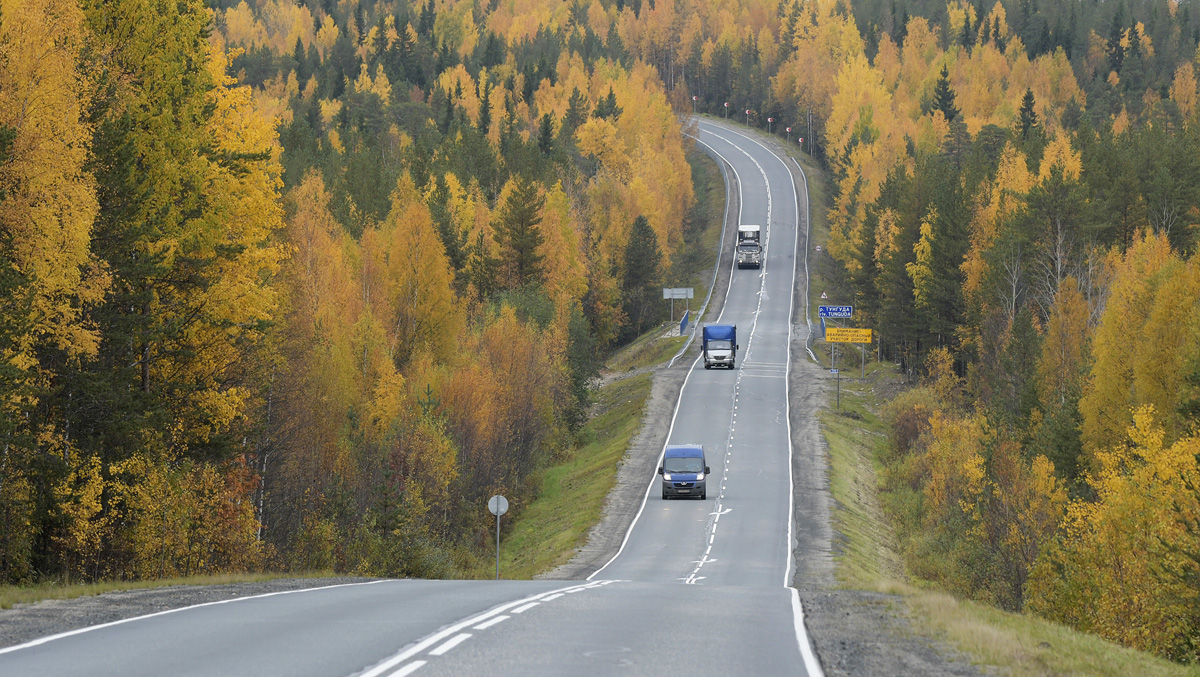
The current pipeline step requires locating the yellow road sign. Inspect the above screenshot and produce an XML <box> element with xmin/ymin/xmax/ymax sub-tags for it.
<box><xmin>826</xmin><ymin>327</ymin><xmax>873</xmax><ymax>343</ymax></box>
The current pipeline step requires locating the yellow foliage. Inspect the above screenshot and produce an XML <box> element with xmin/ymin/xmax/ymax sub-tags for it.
<box><xmin>112</xmin><ymin>454</ymin><xmax>266</xmax><ymax>578</ymax></box>
<box><xmin>963</xmin><ymin>143</ymin><xmax>1033</xmax><ymax>303</ymax></box>
<box><xmin>1027</xmin><ymin>409</ymin><xmax>1200</xmax><ymax>660</ymax></box>
<box><xmin>907</xmin><ymin>211</ymin><xmax>937</xmax><ymax>309</ymax></box>
<box><xmin>0</xmin><ymin>0</ymin><xmax>108</xmax><ymax>363</ymax></box>
<box><xmin>375</xmin><ymin>174</ymin><xmax>463</xmax><ymax>366</ymax></box>
<box><xmin>1170</xmin><ymin>62</ymin><xmax>1197</xmax><ymax>121</ymax></box>
<box><xmin>539</xmin><ymin>181</ymin><xmax>589</xmax><ymax>309</ymax></box>
<box><xmin>1037</xmin><ymin>134</ymin><xmax>1082</xmax><ymax>182</ymax></box>
<box><xmin>1036</xmin><ymin>277</ymin><xmax>1089</xmax><ymax>409</ymax></box>
<box><xmin>1079</xmin><ymin>232</ymin><xmax>1178</xmax><ymax>463</ymax></box>
<box><xmin>52</xmin><ymin>455</ymin><xmax>113</xmax><ymax>581</ymax></box>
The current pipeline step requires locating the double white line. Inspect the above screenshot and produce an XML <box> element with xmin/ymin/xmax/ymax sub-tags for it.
<box><xmin>356</xmin><ymin>580</ymin><xmax>621</xmax><ymax>677</ymax></box>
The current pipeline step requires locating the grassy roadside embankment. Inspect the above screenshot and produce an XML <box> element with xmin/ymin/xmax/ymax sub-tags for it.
<box><xmin>468</xmin><ymin>147</ymin><xmax>726</xmax><ymax>579</ymax></box>
<box><xmin>791</xmin><ymin>146</ymin><xmax>1197</xmax><ymax>676</ymax></box>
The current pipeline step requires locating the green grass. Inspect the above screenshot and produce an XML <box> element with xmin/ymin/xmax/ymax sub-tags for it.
<box><xmin>604</xmin><ymin>331</ymin><xmax>688</xmax><ymax>372</ymax></box>
<box><xmin>475</xmin><ymin>371</ymin><xmax>654</xmax><ymax>580</ymax></box>
<box><xmin>0</xmin><ymin>571</ymin><xmax>335</xmax><ymax>609</ymax></box>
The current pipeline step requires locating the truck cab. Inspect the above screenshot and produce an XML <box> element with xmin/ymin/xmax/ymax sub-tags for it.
<box><xmin>702</xmin><ymin>324</ymin><xmax>737</xmax><ymax>369</ymax></box>
<box><xmin>658</xmin><ymin>445</ymin><xmax>710</xmax><ymax>499</ymax></box>
<box><xmin>736</xmin><ymin>224</ymin><xmax>762</xmax><ymax>269</ymax></box>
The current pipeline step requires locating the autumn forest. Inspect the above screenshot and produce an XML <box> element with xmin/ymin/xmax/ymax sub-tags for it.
<box><xmin>3</xmin><ymin>0</ymin><xmax>1200</xmax><ymax>664</ymax></box>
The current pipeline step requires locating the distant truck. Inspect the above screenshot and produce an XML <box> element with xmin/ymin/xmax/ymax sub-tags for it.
<box><xmin>702</xmin><ymin>324</ymin><xmax>737</xmax><ymax>369</ymax></box>
<box><xmin>736</xmin><ymin>224</ymin><xmax>762</xmax><ymax>269</ymax></box>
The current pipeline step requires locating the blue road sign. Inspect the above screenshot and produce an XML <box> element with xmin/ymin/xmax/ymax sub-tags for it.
<box><xmin>818</xmin><ymin>305</ymin><xmax>853</xmax><ymax>318</ymax></box>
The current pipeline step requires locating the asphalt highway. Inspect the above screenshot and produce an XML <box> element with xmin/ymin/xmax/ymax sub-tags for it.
<box><xmin>0</xmin><ymin>120</ymin><xmax>822</xmax><ymax>677</ymax></box>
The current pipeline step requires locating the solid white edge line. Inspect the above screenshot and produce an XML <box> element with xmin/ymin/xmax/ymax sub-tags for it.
<box><xmin>0</xmin><ymin>579</ymin><xmax>394</xmax><ymax>656</ymax></box>
<box><xmin>357</xmin><ymin>582</ymin><xmax>607</xmax><ymax>677</ymax></box>
<box><xmin>587</xmin><ymin>130</ymin><xmax>750</xmax><ymax>582</ymax></box>
<box><xmin>510</xmin><ymin>602</ymin><xmax>539</xmax><ymax>613</ymax></box>
<box><xmin>669</xmin><ymin>133</ymin><xmax>734</xmax><ymax>368</ymax></box>
<box><xmin>428</xmin><ymin>633</ymin><xmax>472</xmax><ymax>656</ymax></box>
<box><xmin>792</xmin><ymin>588</ymin><xmax>824</xmax><ymax>677</ymax></box>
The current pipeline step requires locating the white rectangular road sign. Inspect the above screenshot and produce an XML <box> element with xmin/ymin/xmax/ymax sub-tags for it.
<box><xmin>662</xmin><ymin>287</ymin><xmax>694</xmax><ymax>299</ymax></box>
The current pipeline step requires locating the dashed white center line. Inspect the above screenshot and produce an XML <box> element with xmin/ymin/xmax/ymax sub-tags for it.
<box><xmin>387</xmin><ymin>660</ymin><xmax>426</xmax><ymax>677</ymax></box>
<box><xmin>473</xmin><ymin>615</ymin><xmax>509</xmax><ymax>630</ymax></box>
<box><xmin>510</xmin><ymin>602</ymin><xmax>539</xmax><ymax>614</ymax></box>
<box><xmin>429</xmin><ymin>633</ymin><xmax>472</xmax><ymax>656</ymax></box>
<box><xmin>542</xmin><ymin>593</ymin><xmax>564</xmax><ymax>601</ymax></box>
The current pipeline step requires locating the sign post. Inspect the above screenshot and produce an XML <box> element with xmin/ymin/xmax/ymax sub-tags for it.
<box><xmin>826</xmin><ymin>327</ymin><xmax>873</xmax><ymax>380</ymax></box>
<box><xmin>488</xmin><ymin>495</ymin><xmax>508</xmax><ymax>580</ymax></box>
<box><xmin>831</xmin><ymin>368</ymin><xmax>840</xmax><ymax>409</ymax></box>
<box><xmin>662</xmin><ymin>287</ymin><xmax>694</xmax><ymax>323</ymax></box>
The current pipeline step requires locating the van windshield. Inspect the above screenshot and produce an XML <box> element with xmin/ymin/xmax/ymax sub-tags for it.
<box><xmin>664</xmin><ymin>457</ymin><xmax>704</xmax><ymax>473</ymax></box>
<box><xmin>707</xmin><ymin>340</ymin><xmax>732</xmax><ymax>350</ymax></box>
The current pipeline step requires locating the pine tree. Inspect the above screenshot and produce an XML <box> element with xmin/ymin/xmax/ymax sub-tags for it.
<box><xmin>593</xmin><ymin>86</ymin><xmax>622</xmax><ymax>120</ymax></box>
<box><xmin>477</xmin><ymin>79</ymin><xmax>492</xmax><ymax>134</ymax></box>
<box><xmin>621</xmin><ymin>215</ymin><xmax>663</xmax><ymax>337</ymax></box>
<box><xmin>1017</xmin><ymin>88</ymin><xmax>1039</xmax><ymax>139</ymax></box>
<box><xmin>561</xmin><ymin>87</ymin><xmax>590</xmax><ymax>138</ymax></box>
<box><xmin>932</xmin><ymin>65</ymin><xmax>960</xmax><ymax>123</ymax></box>
<box><xmin>494</xmin><ymin>176</ymin><xmax>546</xmax><ymax>287</ymax></box>
<box><xmin>538</xmin><ymin>113</ymin><xmax>555</xmax><ymax>155</ymax></box>
<box><xmin>293</xmin><ymin>36</ymin><xmax>307</xmax><ymax>82</ymax></box>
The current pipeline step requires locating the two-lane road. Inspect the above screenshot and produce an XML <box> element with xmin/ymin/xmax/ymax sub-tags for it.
<box><xmin>0</xmin><ymin>120</ymin><xmax>823</xmax><ymax>677</ymax></box>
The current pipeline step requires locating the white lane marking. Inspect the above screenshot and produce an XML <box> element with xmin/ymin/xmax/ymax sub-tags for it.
<box><xmin>669</xmin><ymin>130</ymin><xmax>736</xmax><ymax>369</ymax></box>
<box><xmin>701</xmin><ymin>120</ymin><xmax>822</xmax><ymax>677</ymax></box>
<box><xmin>792</xmin><ymin>588</ymin><xmax>825</xmax><ymax>676</ymax></box>
<box><xmin>0</xmin><ymin>580</ymin><xmax>394</xmax><ymax>656</ymax></box>
<box><xmin>428</xmin><ymin>633</ymin><xmax>472</xmax><ymax>656</ymax></box>
<box><xmin>542</xmin><ymin>593</ymin><xmax>564</xmax><ymax>601</ymax></box>
<box><xmin>473</xmin><ymin>615</ymin><xmax>509</xmax><ymax>630</ymax></box>
<box><xmin>510</xmin><ymin>602</ymin><xmax>539</xmax><ymax>614</ymax></box>
<box><xmin>588</xmin><ymin>133</ymin><xmax>753</xmax><ymax>581</ymax></box>
<box><xmin>357</xmin><ymin>581</ymin><xmax>612</xmax><ymax>677</ymax></box>
<box><xmin>386</xmin><ymin>660</ymin><xmax>426</xmax><ymax>677</ymax></box>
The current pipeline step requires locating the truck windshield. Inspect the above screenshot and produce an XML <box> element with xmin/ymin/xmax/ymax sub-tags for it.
<box><xmin>707</xmin><ymin>340</ymin><xmax>732</xmax><ymax>350</ymax></box>
<box><xmin>738</xmin><ymin>244</ymin><xmax>758</xmax><ymax>251</ymax></box>
<box><xmin>664</xmin><ymin>457</ymin><xmax>704</xmax><ymax>473</ymax></box>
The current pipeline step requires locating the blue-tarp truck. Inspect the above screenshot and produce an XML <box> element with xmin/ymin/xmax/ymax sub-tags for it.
<box><xmin>702</xmin><ymin>324</ymin><xmax>737</xmax><ymax>369</ymax></box>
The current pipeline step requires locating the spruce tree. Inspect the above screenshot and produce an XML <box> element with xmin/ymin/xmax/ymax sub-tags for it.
<box><xmin>1017</xmin><ymin>88</ymin><xmax>1039</xmax><ymax>139</ymax></box>
<box><xmin>538</xmin><ymin>113</ymin><xmax>554</xmax><ymax>155</ymax></box>
<box><xmin>621</xmin><ymin>215</ymin><xmax>663</xmax><ymax>337</ymax></box>
<box><xmin>494</xmin><ymin>176</ymin><xmax>546</xmax><ymax>287</ymax></box>
<box><xmin>932</xmin><ymin>65</ymin><xmax>960</xmax><ymax>123</ymax></box>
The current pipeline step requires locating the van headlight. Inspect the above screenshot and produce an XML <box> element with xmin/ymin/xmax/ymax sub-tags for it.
<box><xmin>662</xmin><ymin>473</ymin><xmax>672</xmax><ymax>481</ymax></box>
<box><xmin>696</xmin><ymin>473</ymin><xmax>705</xmax><ymax>481</ymax></box>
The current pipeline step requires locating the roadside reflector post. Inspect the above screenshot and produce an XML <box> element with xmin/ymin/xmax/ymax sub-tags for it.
<box><xmin>488</xmin><ymin>495</ymin><xmax>508</xmax><ymax>580</ymax></box>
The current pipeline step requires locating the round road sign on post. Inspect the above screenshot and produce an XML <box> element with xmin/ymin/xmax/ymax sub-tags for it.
<box><xmin>489</xmin><ymin>495</ymin><xmax>508</xmax><ymax>580</ymax></box>
<box><xmin>488</xmin><ymin>495</ymin><xmax>509</xmax><ymax>516</ymax></box>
